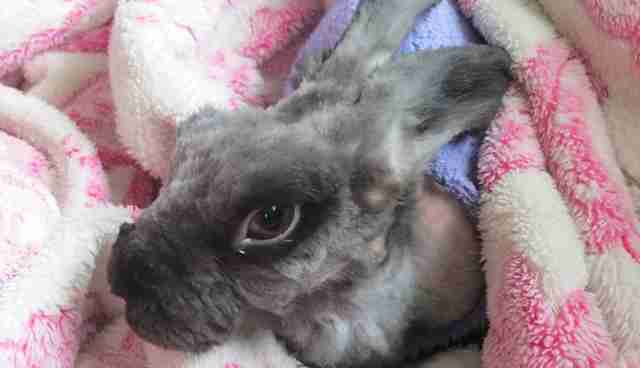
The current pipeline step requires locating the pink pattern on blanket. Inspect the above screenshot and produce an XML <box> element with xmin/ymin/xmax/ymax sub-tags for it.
<box><xmin>483</xmin><ymin>253</ymin><xmax>615</xmax><ymax>368</ymax></box>
<box><xmin>0</xmin><ymin>130</ymin><xmax>54</xmax><ymax>185</ymax></box>
<box><xmin>581</xmin><ymin>0</ymin><xmax>640</xmax><ymax>70</ymax></box>
<box><xmin>80</xmin><ymin>155</ymin><xmax>108</xmax><ymax>204</ymax></box>
<box><xmin>0</xmin><ymin>0</ymin><xmax>100</xmax><ymax>78</ymax></box>
<box><xmin>479</xmin><ymin>87</ymin><xmax>546</xmax><ymax>192</ymax></box>
<box><xmin>62</xmin><ymin>135</ymin><xmax>109</xmax><ymax>206</ymax></box>
<box><xmin>240</xmin><ymin>2</ymin><xmax>322</xmax><ymax>65</ymax></box>
<box><xmin>230</xmin><ymin>63</ymin><xmax>266</xmax><ymax>107</ymax></box>
<box><xmin>0</xmin><ymin>130</ymin><xmax>58</xmax><ymax>289</ymax></box>
<box><xmin>64</xmin><ymin>72</ymin><xmax>159</xmax><ymax>209</ymax></box>
<box><xmin>208</xmin><ymin>50</ymin><xmax>266</xmax><ymax>108</ymax></box>
<box><xmin>60</xmin><ymin>22</ymin><xmax>112</xmax><ymax>54</ymax></box>
<box><xmin>0</xmin><ymin>308</ymin><xmax>82</xmax><ymax>368</ymax></box>
<box><xmin>457</xmin><ymin>0</ymin><xmax>478</xmax><ymax>18</ymax></box>
<box><xmin>521</xmin><ymin>40</ymin><xmax>640</xmax><ymax>262</ymax></box>
<box><xmin>0</xmin><ymin>245</ymin><xmax>39</xmax><ymax>286</ymax></box>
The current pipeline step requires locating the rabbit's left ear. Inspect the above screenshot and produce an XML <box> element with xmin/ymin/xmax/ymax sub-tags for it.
<box><xmin>350</xmin><ymin>45</ymin><xmax>512</xmax><ymax>211</ymax></box>
<box><xmin>294</xmin><ymin>0</ymin><xmax>439</xmax><ymax>87</ymax></box>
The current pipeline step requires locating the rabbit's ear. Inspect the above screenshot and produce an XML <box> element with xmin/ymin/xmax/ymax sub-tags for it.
<box><xmin>350</xmin><ymin>45</ymin><xmax>512</xmax><ymax>210</ymax></box>
<box><xmin>296</xmin><ymin>0</ymin><xmax>439</xmax><ymax>85</ymax></box>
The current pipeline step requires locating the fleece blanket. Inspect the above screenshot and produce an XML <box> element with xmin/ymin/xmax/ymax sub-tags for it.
<box><xmin>1</xmin><ymin>1</ymin><xmax>640</xmax><ymax>368</ymax></box>
<box><xmin>461</xmin><ymin>0</ymin><xmax>640</xmax><ymax>367</ymax></box>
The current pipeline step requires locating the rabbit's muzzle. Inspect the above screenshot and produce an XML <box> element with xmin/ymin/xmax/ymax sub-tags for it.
<box><xmin>107</xmin><ymin>223</ymin><xmax>241</xmax><ymax>352</ymax></box>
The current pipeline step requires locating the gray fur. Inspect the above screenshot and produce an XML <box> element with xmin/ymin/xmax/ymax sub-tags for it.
<box><xmin>107</xmin><ymin>1</ymin><xmax>511</xmax><ymax>367</ymax></box>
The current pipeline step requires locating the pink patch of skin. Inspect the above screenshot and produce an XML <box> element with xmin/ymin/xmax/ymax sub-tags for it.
<box><xmin>0</xmin><ymin>308</ymin><xmax>83</xmax><ymax>368</ymax></box>
<box><xmin>478</xmin><ymin>87</ymin><xmax>546</xmax><ymax>192</ymax></box>
<box><xmin>239</xmin><ymin>2</ymin><xmax>322</xmax><ymax>65</ymax></box>
<box><xmin>483</xmin><ymin>253</ymin><xmax>615</xmax><ymax>368</ymax></box>
<box><xmin>520</xmin><ymin>40</ymin><xmax>640</xmax><ymax>262</ymax></box>
<box><xmin>0</xmin><ymin>0</ymin><xmax>99</xmax><ymax>78</ymax></box>
<box><xmin>581</xmin><ymin>0</ymin><xmax>640</xmax><ymax>70</ymax></box>
<box><xmin>224</xmin><ymin>363</ymin><xmax>241</xmax><ymax>368</ymax></box>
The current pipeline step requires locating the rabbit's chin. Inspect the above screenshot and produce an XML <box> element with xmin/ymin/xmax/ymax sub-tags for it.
<box><xmin>123</xmin><ymin>295</ymin><xmax>236</xmax><ymax>353</ymax></box>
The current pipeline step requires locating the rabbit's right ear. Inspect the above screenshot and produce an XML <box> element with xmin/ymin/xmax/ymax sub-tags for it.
<box><xmin>296</xmin><ymin>0</ymin><xmax>439</xmax><ymax>85</ymax></box>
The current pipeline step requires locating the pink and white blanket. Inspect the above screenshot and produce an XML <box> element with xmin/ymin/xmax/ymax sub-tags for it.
<box><xmin>1</xmin><ymin>0</ymin><xmax>640</xmax><ymax>367</ymax></box>
<box><xmin>464</xmin><ymin>0</ymin><xmax>640</xmax><ymax>367</ymax></box>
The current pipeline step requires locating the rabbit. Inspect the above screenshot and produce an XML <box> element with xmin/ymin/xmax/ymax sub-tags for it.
<box><xmin>107</xmin><ymin>0</ymin><xmax>512</xmax><ymax>367</ymax></box>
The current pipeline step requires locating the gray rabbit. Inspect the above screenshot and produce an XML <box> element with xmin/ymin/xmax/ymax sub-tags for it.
<box><xmin>107</xmin><ymin>0</ymin><xmax>512</xmax><ymax>367</ymax></box>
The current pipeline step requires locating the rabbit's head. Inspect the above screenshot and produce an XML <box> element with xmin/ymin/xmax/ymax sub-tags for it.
<box><xmin>108</xmin><ymin>0</ymin><xmax>511</xmax><ymax>359</ymax></box>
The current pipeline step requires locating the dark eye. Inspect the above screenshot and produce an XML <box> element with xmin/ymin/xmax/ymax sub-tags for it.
<box><xmin>234</xmin><ymin>204</ymin><xmax>301</xmax><ymax>253</ymax></box>
<box><xmin>247</xmin><ymin>205</ymin><xmax>297</xmax><ymax>239</ymax></box>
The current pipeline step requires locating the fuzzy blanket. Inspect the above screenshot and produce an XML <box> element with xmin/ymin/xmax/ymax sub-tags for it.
<box><xmin>1</xmin><ymin>0</ymin><xmax>640</xmax><ymax>367</ymax></box>
<box><xmin>464</xmin><ymin>0</ymin><xmax>640</xmax><ymax>367</ymax></box>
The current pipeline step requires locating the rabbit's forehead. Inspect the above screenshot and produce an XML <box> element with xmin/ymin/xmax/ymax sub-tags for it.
<box><xmin>168</xmin><ymin>131</ymin><xmax>350</xmax><ymax>214</ymax></box>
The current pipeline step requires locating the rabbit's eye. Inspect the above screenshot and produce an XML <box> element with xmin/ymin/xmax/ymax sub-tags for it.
<box><xmin>234</xmin><ymin>204</ymin><xmax>301</xmax><ymax>254</ymax></box>
<box><xmin>247</xmin><ymin>205</ymin><xmax>296</xmax><ymax>240</ymax></box>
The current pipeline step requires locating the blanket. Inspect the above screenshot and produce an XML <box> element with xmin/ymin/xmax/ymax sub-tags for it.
<box><xmin>462</xmin><ymin>0</ymin><xmax>640</xmax><ymax>366</ymax></box>
<box><xmin>1</xmin><ymin>0</ymin><xmax>640</xmax><ymax>368</ymax></box>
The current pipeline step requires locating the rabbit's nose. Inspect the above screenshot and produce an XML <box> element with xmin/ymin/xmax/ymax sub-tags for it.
<box><xmin>108</xmin><ymin>227</ymin><xmax>154</xmax><ymax>300</ymax></box>
<box><xmin>107</xmin><ymin>248</ymin><xmax>136</xmax><ymax>300</ymax></box>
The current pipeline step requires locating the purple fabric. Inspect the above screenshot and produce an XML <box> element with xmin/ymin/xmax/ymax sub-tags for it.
<box><xmin>284</xmin><ymin>0</ymin><xmax>484</xmax><ymax>215</ymax></box>
<box><xmin>284</xmin><ymin>0</ymin><xmax>359</xmax><ymax>96</ymax></box>
<box><xmin>429</xmin><ymin>131</ymin><xmax>482</xmax><ymax>218</ymax></box>
<box><xmin>397</xmin><ymin>0</ymin><xmax>481</xmax><ymax>55</ymax></box>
